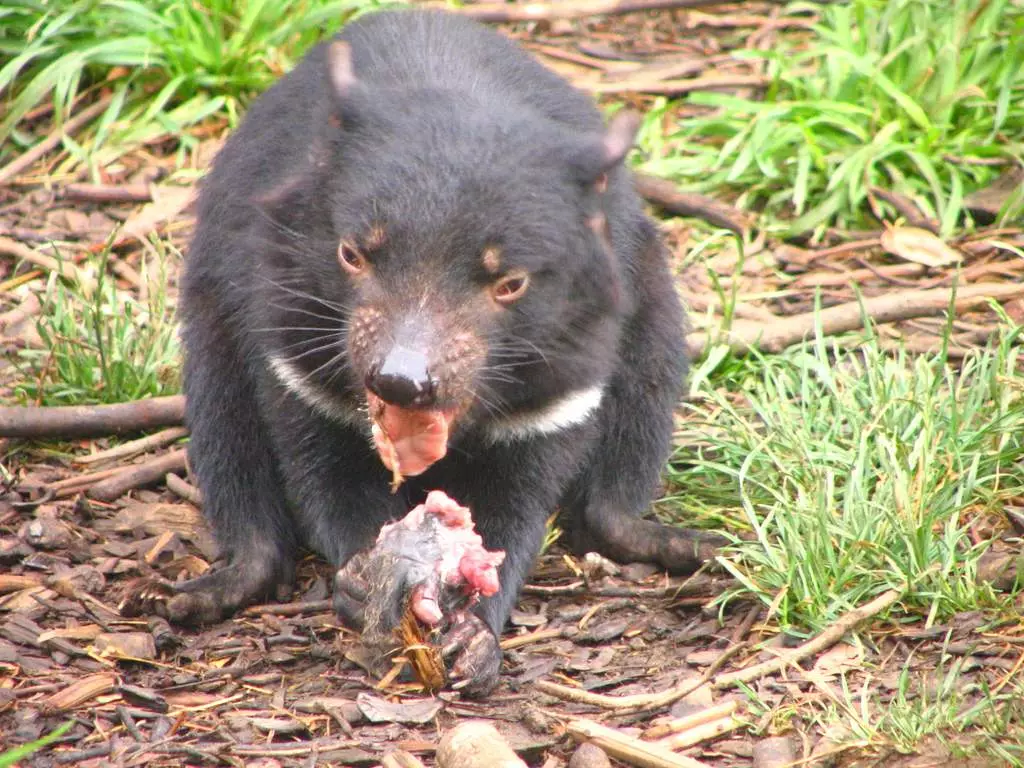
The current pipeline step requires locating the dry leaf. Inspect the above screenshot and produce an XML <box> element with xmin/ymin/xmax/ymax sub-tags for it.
<box><xmin>121</xmin><ymin>185</ymin><xmax>195</xmax><ymax>244</ymax></box>
<box><xmin>356</xmin><ymin>691</ymin><xmax>443</xmax><ymax>724</ymax></box>
<box><xmin>810</xmin><ymin>642</ymin><xmax>863</xmax><ymax>678</ymax></box>
<box><xmin>880</xmin><ymin>225</ymin><xmax>962</xmax><ymax>267</ymax></box>
<box><xmin>92</xmin><ymin>631</ymin><xmax>157</xmax><ymax>660</ymax></box>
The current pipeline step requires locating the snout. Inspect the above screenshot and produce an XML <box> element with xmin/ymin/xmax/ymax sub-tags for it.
<box><xmin>366</xmin><ymin>345</ymin><xmax>437</xmax><ymax>408</ymax></box>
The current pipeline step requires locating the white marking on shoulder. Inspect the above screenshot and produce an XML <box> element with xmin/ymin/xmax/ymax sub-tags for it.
<box><xmin>489</xmin><ymin>385</ymin><xmax>605</xmax><ymax>442</ymax></box>
<box><xmin>267</xmin><ymin>354</ymin><xmax>362</xmax><ymax>427</ymax></box>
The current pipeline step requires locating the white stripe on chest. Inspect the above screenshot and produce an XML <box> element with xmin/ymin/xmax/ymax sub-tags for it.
<box><xmin>268</xmin><ymin>353</ymin><xmax>603</xmax><ymax>439</ymax></box>
<box><xmin>267</xmin><ymin>355</ymin><xmax>363</xmax><ymax>426</ymax></box>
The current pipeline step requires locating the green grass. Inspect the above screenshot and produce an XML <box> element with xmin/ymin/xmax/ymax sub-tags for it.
<box><xmin>0</xmin><ymin>722</ymin><xmax>73</xmax><ymax>767</ymax></box>
<box><xmin>637</xmin><ymin>0</ymin><xmax>1024</xmax><ymax>238</ymax></box>
<box><xmin>664</xmin><ymin>313</ymin><xmax>1024</xmax><ymax>634</ymax></box>
<box><xmin>13</xmin><ymin>239</ymin><xmax>181</xmax><ymax>406</ymax></box>
<box><xmin>0</xmin><ymin>0</ymin><xmax>394</xmax><ymax>168</ymax></box>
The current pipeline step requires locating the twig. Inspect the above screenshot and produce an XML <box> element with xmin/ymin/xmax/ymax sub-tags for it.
<box><xmin>633</xmin><ymin>174</ymin><xmax>752</xmax><ymax>235</ymax></box>
<box><xmin>242</xmin><ymin>599</ymin><xmax>333</xmax><ymax>618</ymax></box>
<box><xmin>712</xmin><ymin>589</ymin><xmax>902</xmax><ymax>689</ymax></box>
<box><xmin>641</xmin><ymin>700</ymin><xmax>738</xmax><ymax>741</ymax></box>
<box><xmin>54</xmin><ymin>743</ymin><xmax>114</xmax><ymax>764</ymax></box>
<box><xmin>86</xmin><ymin>448</ymin><xmax>188</xmax><ymax>502</ymax></box>
<box><xmin>0</xmin><ymin>395</ymin><xmax>185</xmax><ymax>439</ymax></box>
<box><xmin>0</xmin><ymin>236</ymin><xmax>92</xmax><ymax>289</ymax></box>
<box><xmin>869</xmin><ymin>187</ymin><xmax>939</xmax><ymax>233</ymax></box>
<box><xmin>0</xmin><ymin>97</ymin><xmax>114</xmax><ymax>184</ymax></box>
<box><xmin>587</xmin><ymin>74</ymin><xmax>772</xmax><ymax>96</ymax></box>
<box><xmin>49</xmin><ymin>465</ymin><xmax>128</xmax><ymax>498</ymax></box>
<box><xmin>229</xmin><ymin>739</ymin><xmax>357</xmax><ymax>757</ymax></box>
<box><xmin>688</xmin><ymin>282</ymin><xmax>1024</xmax><ymax>356</ymax></box>
<box><xmin>165</xmin><ymin>472</ymin><xmax>202</xmax><ymax>506</ymax></box>
<box><xmin>117</xmin><ymin>705</ymin><xmax>146</xmax><ymax>742</ymax></box>
<box><xmin>75</xmin><ymin>426</ymin><xmax>189</xmax><ymax>465</ymax></box>
<box><xmin>566</xmin><ymin>719</ymin><xmax>711</xmax><ymax>768</ymax></box>
<box><xmin>658</xmin><ymin>716</ymin><xmax>741</xmax><ymax>750</ymax></box>
<box><xmin>522</xmin><ymin>575</ymin><xmax>726</xmax><ymax>599</ymax></box>
<box><xmin>63</xmin><ymin>183</ymin><xmax>154</xmax><ymax>204</ymax></box>
<box><xmin>438</xmin><ymin>0</ymin><xmax>732</xmax><ymax>23</ymax></box>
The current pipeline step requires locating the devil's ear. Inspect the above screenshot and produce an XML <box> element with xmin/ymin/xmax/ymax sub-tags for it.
<box><xmin>324</xmin><ymin>40</ymin><xmax>373</xmax><ymax>125</ymax></box>
<box><xmin>568</xmin><ymin>109</ymin><xmax>642</xmax><ymax>188</ymax></box>
<box><xmin>327</xmin><ymin>41</ymin><xmax>358</xmax><ymax>99</ymax></box>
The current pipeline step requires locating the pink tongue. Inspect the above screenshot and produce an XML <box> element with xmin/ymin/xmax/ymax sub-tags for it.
<box><xmin>368</xmin><ymin>393</ymin><xmax>450</xmax><ymax>477</ymax></box>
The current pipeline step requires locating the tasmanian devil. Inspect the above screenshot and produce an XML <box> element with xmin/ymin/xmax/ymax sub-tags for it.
<box><xmin>146</xmin><ymin>7</ymin><xmax>720</xmax><ymax>696</ymax></box>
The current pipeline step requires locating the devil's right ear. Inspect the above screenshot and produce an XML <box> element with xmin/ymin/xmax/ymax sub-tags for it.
<box><xmin>325</xmin><ymin>40</ymin><xmax>370</xmax><ymax>125</ymax></box>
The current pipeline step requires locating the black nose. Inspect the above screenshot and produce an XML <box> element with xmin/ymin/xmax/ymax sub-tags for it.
<box><xmin>366</xmin><ymin>346</ymin><xmax>436</xmax><ymax>408</ymax></box>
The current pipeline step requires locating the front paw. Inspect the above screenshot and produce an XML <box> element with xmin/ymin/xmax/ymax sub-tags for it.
<box><xmin>441</xmin><ymin>613</ymin><xmax>501</xmax><ymax>698</ymax></box>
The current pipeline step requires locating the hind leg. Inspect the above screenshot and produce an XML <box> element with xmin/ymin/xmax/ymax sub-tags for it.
<box><xmin>563</xmin><ymin>241</ymin><xmax>723</xmax><ymax>573</ymax></box>
<box><xmin>123</xmin><ymin>298</ymin><xmax>299</xmax><ymax>624</ymax></box>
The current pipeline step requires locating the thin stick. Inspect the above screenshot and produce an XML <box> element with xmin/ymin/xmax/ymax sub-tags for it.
<box><xmin>63</xmin><ymin>183</ymin><xmax>153</xmax><ymax>204</ymax></box>
<box><xmin>586</xmin><ymin>74</ymin><xmax>771</xmax><ymax>96</ymax></box>
<box><xmin>641</xmin><ymin>700</ymin><xmax>739</xmax><ymax>741</ymax></box>
<box><xmin>566</xmin><ymin>719</ymin><xmax>712</xmax><ymax>768</ymax></box>
<box><xmin>0</xmin><ymin>395</ymin><xmax>185</xmax><ymax>439</ymax></box>
<box><xmin>711</xmin><ymin>589</ymin><xmax>901</xmax><ymax>689</ymax></box>
<box><xmin>86</xmin><ymin>449</ymin><xmax>188</xmax><ymax>503</ymax></box>
<box><xmin>75</xmin><ymin>426</ymin><xmax>189</xmax><ymax>465</ymax></box>
<box><xmin>165</xmin><ymin>473</ymin><xmax>202</xmax><ymax>506</ymax></box>
<box><xmin>0</xmin><ymin>97</ymin><xmax>113</xmax><ymax>184</ymax></box>
<box><xmin>658</xmin><ymin>716</ymin><xmax>741</xmax><ymax>750</ymax></box>
<box><xmin>688</xmin><ymin>283</ymin><xmax>1024</xmax><ymax>356</ymax></box>
<box><xmin>0</xmin><ymin>236</ymin><xmax>92</xmax><ymax>289</ymax></box>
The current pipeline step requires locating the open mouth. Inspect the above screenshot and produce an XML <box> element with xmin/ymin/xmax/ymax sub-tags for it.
<box><xmin>367</xmin><ymin>391</ymin><xmax>456</xmax><ymax>491</ymax></box>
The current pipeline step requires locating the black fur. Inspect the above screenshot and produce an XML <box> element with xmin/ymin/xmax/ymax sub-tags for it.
<box><xmin>161</xmin><ymin>8</ymin><xmax>719</xmax><ymax>696</ymax></box>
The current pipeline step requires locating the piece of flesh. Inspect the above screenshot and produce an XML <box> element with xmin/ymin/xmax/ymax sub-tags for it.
<box><xmin>372</xmin><ymin>489</ymin><xmax>505</xmax><ymax>626</ymax></box>
<box><xmin>367</xmin><ymin>392</ymin><xmax>452</xmax><ymax>491</ymax></box>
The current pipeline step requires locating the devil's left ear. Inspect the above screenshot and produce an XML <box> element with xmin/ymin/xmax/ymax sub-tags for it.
<box><xmin>568</xmin><ymin>109</ymin><xmax>642</xmax><ymax>187</ymax></box>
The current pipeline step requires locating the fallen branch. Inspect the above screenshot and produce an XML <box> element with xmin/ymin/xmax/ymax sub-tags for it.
<box><xmin>633</xmin><ymin>174</ymin><xmax>752</xmax><ymax>235</ymax></box>
<box><xmin>0</xmin><ymin>395</ymin><xmax>185</xmax><ymax>439</ymax></box>
<box><xmin>711</xmin><ymin>589</ymin><xmax>902</xmax><ymax>689</ymax></box>
<box><xmin>0</xmin><ymin>97</ymin><xmax>113</xmax><ymax>185</ymax></box>
<box><xmin>688</xmin><ymin>282</ymin><xmax>1024</xmax><ymax>357</ymax></box>
<box><xmin>86</xmin><ymin>449</ymin><xmax>188</xmax><ymax>503</ymax></box>
<box><xmin>567</xmin><ymin>719</ymin><xmax>711</xmax><ymax>768</ymax></box>
<box><xmin>437</xmin><ymin>0</ymin><xmax>729</xmax><ymax>23</ymax></box>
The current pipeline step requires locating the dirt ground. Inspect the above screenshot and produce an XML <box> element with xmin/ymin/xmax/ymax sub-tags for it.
<box><xmin>2</xmin><ymin>3</ymin><xmax>1024</xmax><ymax>767</ymax></box>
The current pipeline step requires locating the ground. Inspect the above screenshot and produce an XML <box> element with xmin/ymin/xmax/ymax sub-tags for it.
<box><xmin>2</xmin><ymin>1</ymin><xmax>1024</xmax><ymax>766</ymax></box>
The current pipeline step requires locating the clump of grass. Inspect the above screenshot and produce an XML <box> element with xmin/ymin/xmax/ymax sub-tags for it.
<box><xmin>0</xmin><ymin>0</ymin><xmax>393</xmax><ymax>164</ymax></box>
<box><xmin>638</xmin><ymin>0</ymin><xmax>1024</xmax><ymax>237</ymax></box>
<box><xmin>663</xmin><ymin>313</ymin><xmax>1024</xmax><ymax>634</ymax></box>
<box><xmin>14</xmin><ymin>242</ymin><xmax>181</xmax><ymax>406</ymax></box>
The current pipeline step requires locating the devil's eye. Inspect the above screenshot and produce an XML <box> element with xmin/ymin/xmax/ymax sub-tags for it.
<box><xmin>338</xmin><ymin>240</ymin><xmax>367</xmax><ymax>274</ymax></box>
<box><xmin>491</xmin><ymin>271</ymin><xmax>530</xmax><ymax>305</ymax></box>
